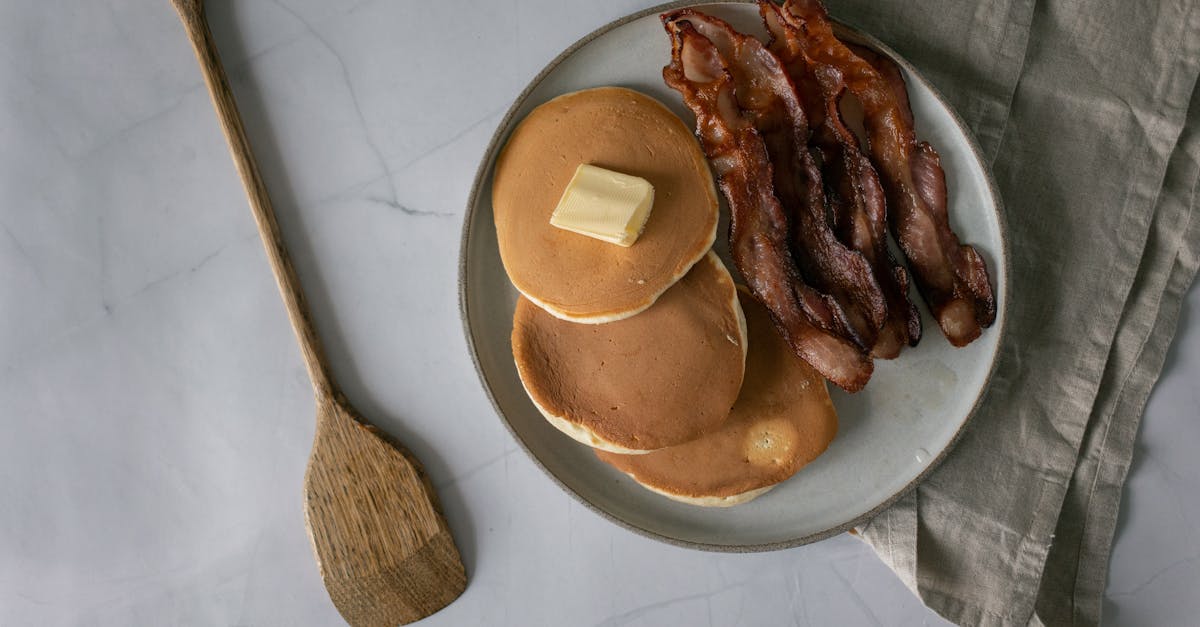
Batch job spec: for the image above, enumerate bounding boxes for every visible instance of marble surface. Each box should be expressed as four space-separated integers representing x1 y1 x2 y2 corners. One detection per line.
0 1 1195 625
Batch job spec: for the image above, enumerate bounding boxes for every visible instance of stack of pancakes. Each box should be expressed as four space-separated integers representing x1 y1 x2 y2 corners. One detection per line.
493 87 838 506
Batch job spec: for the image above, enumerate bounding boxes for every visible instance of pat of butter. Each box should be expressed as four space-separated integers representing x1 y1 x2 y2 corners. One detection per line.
549 164 654 247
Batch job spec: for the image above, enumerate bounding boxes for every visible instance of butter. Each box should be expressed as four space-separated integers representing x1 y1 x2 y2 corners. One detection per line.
549 164 654 247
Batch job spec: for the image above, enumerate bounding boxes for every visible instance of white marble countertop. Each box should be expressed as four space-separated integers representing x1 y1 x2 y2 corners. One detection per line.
1 1 1196 625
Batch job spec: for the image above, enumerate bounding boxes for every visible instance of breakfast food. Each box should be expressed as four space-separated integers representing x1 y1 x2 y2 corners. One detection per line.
761 1 921 358
491 1 992 507
673 9 887 353
511 252 747 454
492 87 719 323
496 83 835 504
482 0 998 506
596 288 838 506
773 0 995 346
662 17 875 392
549 164 655 247
660 0 995 393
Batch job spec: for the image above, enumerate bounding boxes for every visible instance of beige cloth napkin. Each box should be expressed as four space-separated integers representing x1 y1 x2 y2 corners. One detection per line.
826 1 1200 625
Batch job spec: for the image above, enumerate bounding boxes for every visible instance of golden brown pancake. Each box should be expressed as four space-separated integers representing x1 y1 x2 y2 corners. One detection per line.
493 87 719 323
596 287 839 506
512 252 746 453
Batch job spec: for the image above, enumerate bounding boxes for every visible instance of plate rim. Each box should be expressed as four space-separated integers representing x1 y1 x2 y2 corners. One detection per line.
458 0 1012 552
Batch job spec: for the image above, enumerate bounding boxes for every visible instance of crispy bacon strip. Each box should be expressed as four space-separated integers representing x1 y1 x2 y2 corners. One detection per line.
760 1 920 358
665 9 886 352
661 18 873 391
780 0 996 346
844 42 913 128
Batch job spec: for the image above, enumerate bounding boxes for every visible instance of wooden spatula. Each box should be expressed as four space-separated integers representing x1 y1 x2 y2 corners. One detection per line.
170 1 467 624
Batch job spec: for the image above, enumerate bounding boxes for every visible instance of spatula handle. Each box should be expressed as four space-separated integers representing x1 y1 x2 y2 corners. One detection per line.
172 0 336 399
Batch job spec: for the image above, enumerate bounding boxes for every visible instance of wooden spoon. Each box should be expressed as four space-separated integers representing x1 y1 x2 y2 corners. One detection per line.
170 1 467 624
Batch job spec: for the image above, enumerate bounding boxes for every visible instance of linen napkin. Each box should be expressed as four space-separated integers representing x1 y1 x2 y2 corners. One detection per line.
825 1 1200 625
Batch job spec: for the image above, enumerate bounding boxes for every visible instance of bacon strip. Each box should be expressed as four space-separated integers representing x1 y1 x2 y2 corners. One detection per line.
665 9 886 352
661 18 873 391
780 0 996 346
843 42 913 128
760 1 921 358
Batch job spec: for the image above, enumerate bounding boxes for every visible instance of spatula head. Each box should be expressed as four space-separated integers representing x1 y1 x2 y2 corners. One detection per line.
304 397 465 626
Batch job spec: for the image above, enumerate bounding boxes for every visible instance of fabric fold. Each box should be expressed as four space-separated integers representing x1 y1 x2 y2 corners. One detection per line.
1034 81 1200 624
828 0 1200 624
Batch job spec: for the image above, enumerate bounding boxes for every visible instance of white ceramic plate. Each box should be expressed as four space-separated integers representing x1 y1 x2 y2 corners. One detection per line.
459 1 1008 551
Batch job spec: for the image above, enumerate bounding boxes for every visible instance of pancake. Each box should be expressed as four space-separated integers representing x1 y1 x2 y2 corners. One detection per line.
512 252 746 453
596 287 839 506
493 87 719 323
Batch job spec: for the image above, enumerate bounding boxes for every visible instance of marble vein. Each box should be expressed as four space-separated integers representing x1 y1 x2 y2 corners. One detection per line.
58 34 299 170
830 564 883 626
305 103 505 212
1139 451 1200 554
436 447 517 490
8 69 73 164
265 0 442 220
11 590 61 609
0 218 40 282
590 582 745 627
387 105 508 175
590 591 713 627
1108 552 1200 598
98 214 113 314
0 231 253 376
790 572 814 627
130 237 240 298
0 311 105 376
366 196 451 218
72 88 199 165
234 528 267 624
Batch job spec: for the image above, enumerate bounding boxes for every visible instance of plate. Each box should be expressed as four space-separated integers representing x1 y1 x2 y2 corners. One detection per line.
459 1 1008 551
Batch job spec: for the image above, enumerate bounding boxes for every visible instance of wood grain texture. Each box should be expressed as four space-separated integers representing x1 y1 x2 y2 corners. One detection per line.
306 396 466 626
170 1 466 624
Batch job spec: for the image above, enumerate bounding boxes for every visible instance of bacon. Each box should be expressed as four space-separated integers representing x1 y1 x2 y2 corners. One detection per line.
661 17 873 391
843 42 913 128
779 0 996 346
760 1 921 358
665 9 886 352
